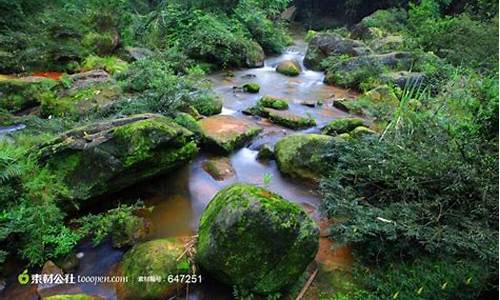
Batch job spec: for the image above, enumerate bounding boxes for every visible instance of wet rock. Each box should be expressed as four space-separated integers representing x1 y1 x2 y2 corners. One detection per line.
196 183 319 294
257 144 274 160
242 83 260 93
241 74 257 79
119 238 190 300
124 47 154 61
37 261 64 298
259 95 289 110
332 98 356 113
245 42 265 68
0 77 58 112
321 117 365 136
36 114 198 204
380 71 425 88
304 32 372 70
198 115 262 153
43 294 104 300
202 157 235 181
276 60 301 76
261 108 316 129
275 134 335 181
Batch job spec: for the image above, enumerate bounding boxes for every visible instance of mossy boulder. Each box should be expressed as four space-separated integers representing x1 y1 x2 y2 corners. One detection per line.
259 96 289 110
242 83 260 93
350 126 377 137
276 60 301 76
43 294 103 300
245 41 265 68
189 93 223 116
120 238 190 299
0 77 59 112
261 108 316 129
274 134 334 181
37 114 198 204
304 32 372 71
197 183 319 294
174 112 203 140
321 117 365 136
198 115 262 153
257 144 274 160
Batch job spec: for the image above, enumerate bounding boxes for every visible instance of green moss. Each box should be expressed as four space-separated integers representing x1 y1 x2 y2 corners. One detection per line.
242 83 260 93
321 118 365 136
350 126 377 137
122 238 189 299
190 93 223 116
81 55 128 75
263 108 316 129
197 183 319 294
276 60 301 76
0 78 59 112
174 112 202 139
43 294 101 300
274 134 335 180
82 32 116 56
259 96 289 110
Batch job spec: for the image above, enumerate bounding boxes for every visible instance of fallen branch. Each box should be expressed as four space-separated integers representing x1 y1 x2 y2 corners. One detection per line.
295 268 319 300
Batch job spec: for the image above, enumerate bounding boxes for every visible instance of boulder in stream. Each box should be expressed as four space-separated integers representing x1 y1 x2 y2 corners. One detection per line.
276 59 301 76
202 156 235 181
304 32 372 70
261 108 316 129
259 95 289 110
321 117 365 136
196 183 319 294
242 83 260 93
36 114 198 204
120 238 190 299
198 115 262 153
274 134 335 181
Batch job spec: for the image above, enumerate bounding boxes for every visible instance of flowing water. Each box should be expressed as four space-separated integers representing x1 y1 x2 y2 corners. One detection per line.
1 33 356 300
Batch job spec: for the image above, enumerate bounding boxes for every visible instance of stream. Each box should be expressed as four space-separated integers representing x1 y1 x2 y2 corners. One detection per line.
1 32 357 300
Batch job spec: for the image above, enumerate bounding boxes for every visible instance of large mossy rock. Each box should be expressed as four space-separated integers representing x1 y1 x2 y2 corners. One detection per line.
198 115 262 153
276 60 301 76
323 52 416 89
120 238 190 300
259 95 289 110
304 32 372 70
274 134 334 181
0 77 59 112
197 183 319 294
245 42 265 68
321 117 365 136
37 114 197 203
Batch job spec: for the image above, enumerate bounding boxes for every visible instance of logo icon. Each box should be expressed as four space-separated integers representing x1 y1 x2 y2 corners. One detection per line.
18 269 30 285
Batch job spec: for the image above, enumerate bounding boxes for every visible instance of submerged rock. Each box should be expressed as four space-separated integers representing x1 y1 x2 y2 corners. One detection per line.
321 117 365 136
202 156 235 181
196 183 319 294
120 238 190 300
304 32 372 70
242 83 260 93
275 134 334 181
37 114 197 204
276 60 301 76
198 115 262 153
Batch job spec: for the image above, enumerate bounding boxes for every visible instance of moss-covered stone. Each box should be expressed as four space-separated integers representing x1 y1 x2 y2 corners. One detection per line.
111 215 150 248
274 134 335 181
196 183 319 294
0 77 59 112
37 114 198 204
120 238 190 299
190 93 223 116
261 108 316 129
257 144 274 160
198 115 262 153
174 112 202 140
350 126 377 137
242 83 260 93
276 60 301 76
321 117 365 136
259 96 289 110
43 294 103 300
